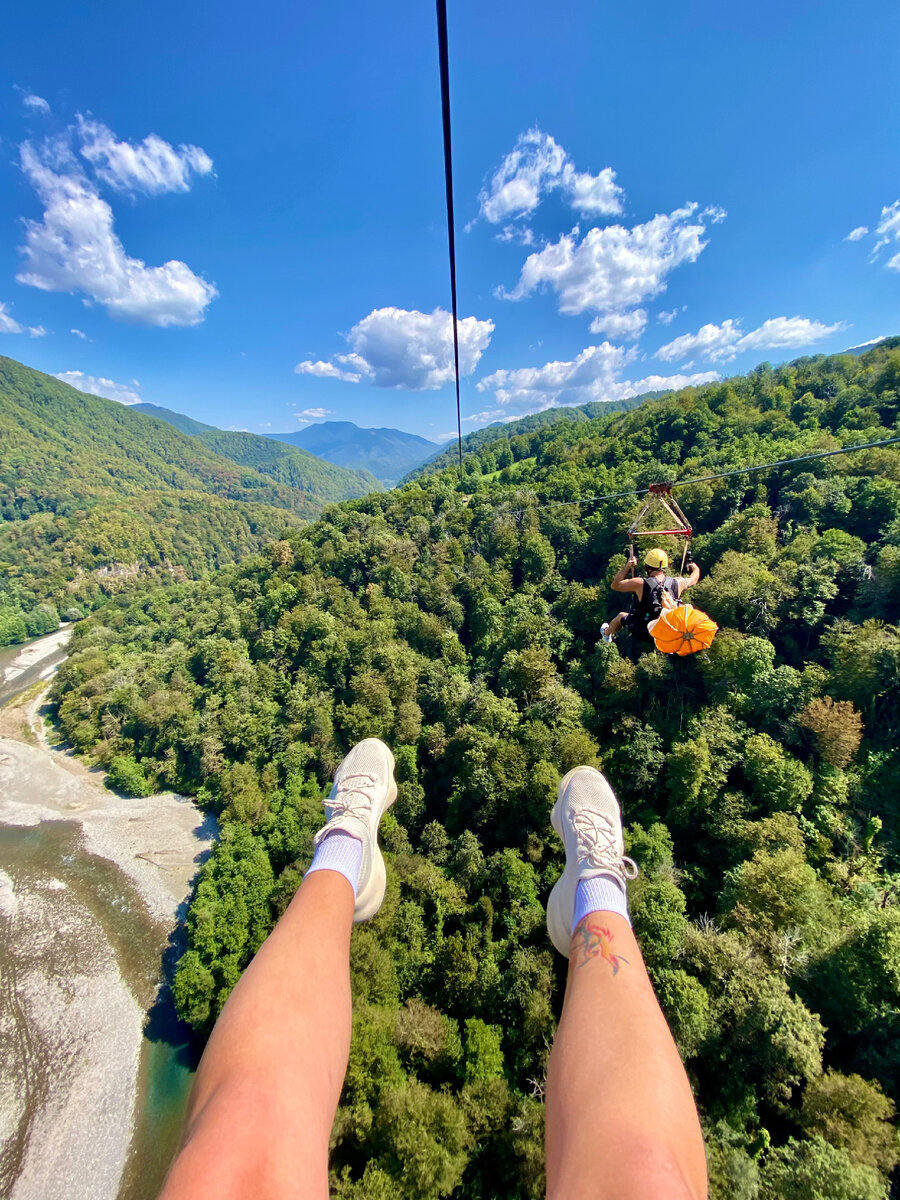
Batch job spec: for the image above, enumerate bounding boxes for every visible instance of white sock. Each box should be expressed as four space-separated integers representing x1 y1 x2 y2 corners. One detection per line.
572 873 630 933
305 831 362 893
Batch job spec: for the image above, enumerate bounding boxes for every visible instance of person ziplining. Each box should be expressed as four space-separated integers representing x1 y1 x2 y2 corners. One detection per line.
601 546 702 646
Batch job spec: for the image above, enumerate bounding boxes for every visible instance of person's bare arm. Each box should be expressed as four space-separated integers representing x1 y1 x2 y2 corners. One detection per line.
676 563 701 597
611 558 643 595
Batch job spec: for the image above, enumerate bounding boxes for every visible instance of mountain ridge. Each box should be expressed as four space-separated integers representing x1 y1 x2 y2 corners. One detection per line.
267 420 444 486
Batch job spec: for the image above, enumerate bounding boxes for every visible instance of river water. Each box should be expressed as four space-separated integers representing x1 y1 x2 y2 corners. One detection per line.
0 630 213 1200
0 629 73 708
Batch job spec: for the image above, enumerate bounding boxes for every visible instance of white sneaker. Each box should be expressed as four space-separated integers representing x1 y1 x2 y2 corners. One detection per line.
601 622 613 644
546 766 638 957
314 738 398 923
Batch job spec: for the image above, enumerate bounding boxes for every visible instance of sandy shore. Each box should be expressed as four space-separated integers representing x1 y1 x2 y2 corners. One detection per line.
0 642 216 1199
0 736 216 923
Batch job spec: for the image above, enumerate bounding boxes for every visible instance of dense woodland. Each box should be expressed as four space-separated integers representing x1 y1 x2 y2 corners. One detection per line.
51 341 900 1198
0 357 378 636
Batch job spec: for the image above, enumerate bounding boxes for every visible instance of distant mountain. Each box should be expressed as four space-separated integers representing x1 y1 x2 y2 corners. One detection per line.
0 357 380 635
131 404 382 497
132 401 217 436
267 421 443 486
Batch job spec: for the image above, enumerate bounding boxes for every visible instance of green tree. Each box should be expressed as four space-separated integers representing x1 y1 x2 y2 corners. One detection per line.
757 1136 888 1200
799 1070 899 1176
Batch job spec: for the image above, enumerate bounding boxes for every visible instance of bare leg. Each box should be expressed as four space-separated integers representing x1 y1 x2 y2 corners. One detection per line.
546 911 707 1200
159 871 354 1200
606 611 629 638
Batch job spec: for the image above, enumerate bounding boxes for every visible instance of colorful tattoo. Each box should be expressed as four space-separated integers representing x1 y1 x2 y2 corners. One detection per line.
571 918 629 973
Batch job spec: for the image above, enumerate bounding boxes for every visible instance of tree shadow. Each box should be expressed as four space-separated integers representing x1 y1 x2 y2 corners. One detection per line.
143 820 217 1070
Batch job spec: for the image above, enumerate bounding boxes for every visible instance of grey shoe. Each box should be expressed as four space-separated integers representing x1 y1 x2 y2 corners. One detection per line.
601 622 614 644
314 738 397 922
546 766 638 956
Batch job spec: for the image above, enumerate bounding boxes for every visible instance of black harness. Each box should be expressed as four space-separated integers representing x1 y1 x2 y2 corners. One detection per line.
625 576 680 642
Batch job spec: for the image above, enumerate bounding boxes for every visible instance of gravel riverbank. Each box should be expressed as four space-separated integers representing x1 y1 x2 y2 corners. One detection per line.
0 629 216 1199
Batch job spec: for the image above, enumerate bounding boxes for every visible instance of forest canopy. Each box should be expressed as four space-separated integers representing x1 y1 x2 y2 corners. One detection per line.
51 342 900 1199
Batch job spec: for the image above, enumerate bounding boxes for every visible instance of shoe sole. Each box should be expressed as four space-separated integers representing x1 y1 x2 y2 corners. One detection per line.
351 744 398 924
547 765 618 957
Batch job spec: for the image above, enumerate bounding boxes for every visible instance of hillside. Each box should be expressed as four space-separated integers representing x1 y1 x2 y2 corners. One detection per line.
132 401 218 435
267 420 441 485
402 388 663 482
131 402 382 495
0 357 378 638
52 341 900 1199
195 428 380 496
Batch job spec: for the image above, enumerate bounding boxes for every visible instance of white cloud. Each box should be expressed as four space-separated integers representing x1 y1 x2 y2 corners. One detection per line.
588 309 647 341
76 116 213 195
496 224 536 246
875 202 900 240
296 306 494 391
656 316 846 363
476 340 717 414
656 319 743 363
738 316 846 351
853 201 900 267
0 301 45 337
477 128 623 224
70 327 88 339
17 140 217 327
294 360 361 383
463 409 506 424
54 369 142 405
22 93 51 115
869 202 900 269
847 336 888 350
563 163 624 218
500 204 713 321
658 305 686 325
478 130 568 223
298 406 333 418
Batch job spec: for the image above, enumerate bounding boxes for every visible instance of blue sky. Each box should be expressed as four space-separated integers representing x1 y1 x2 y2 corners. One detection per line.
1 0 897 441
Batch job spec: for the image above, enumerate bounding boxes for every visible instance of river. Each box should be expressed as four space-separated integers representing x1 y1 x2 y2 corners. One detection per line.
0 630 216 1200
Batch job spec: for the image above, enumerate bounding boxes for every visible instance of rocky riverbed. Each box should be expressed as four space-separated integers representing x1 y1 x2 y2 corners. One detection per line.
0 629 216 1200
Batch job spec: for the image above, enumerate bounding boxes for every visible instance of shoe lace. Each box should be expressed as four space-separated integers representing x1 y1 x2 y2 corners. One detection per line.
328 772 377 820
573 809 639 881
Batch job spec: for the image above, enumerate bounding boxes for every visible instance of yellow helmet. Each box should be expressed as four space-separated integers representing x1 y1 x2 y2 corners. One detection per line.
644 548 669 570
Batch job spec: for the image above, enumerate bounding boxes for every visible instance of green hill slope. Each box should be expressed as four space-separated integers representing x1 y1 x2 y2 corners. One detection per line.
131 401 382 496
132 401 218 435
402 388 665 482
195 428 381 497
52 341 900 1198
0 356 378 636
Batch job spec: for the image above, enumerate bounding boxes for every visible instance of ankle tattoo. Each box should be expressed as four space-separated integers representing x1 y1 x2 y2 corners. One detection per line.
571 916 629 974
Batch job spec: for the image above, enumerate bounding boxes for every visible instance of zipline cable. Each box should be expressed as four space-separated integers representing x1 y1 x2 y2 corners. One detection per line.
509 433 900 515
436 0 464 472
